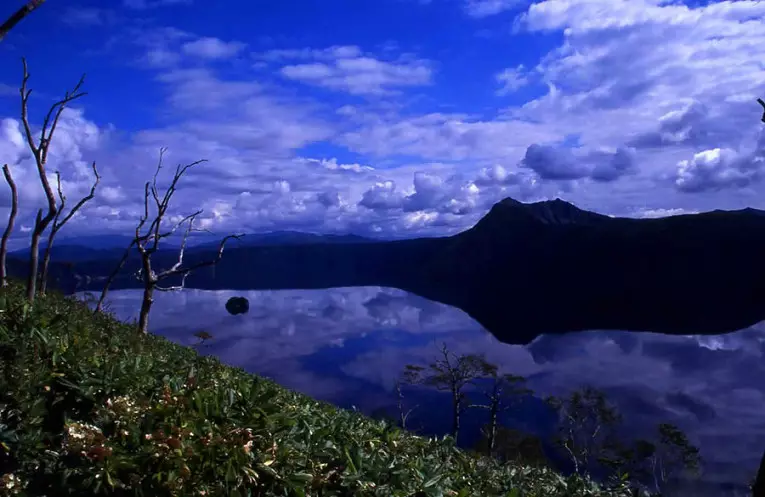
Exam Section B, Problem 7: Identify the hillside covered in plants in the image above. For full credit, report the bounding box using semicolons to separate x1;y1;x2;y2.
0;281;652;497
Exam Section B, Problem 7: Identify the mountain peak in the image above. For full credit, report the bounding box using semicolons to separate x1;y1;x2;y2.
493;197;610;226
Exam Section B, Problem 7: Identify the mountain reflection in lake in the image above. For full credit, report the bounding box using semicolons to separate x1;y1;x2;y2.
81;287;765;495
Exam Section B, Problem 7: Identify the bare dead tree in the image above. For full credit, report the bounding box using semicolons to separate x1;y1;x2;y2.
394;371;420;430
0;1;46;42
94;238;135;315
131;148;241;334
404;343;487;442
0;165;19;287
19;58;86;302
468;359;532;457
38;163;100;294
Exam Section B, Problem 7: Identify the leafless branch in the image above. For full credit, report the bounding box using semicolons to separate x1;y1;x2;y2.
134;150;206;255
163;232;242;278
128;148;236;333
94;238;136;315
19;58;88;302
38;162;100;294
0;164;19;287
0;0;46;42
56;161;100;227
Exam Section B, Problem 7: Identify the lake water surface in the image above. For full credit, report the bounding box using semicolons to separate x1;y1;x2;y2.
84;287;765;495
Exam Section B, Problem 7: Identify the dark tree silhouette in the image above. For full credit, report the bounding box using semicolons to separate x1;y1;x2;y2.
120;148;241;333
0;1;46;42
547;386;623;476
95;239;135;315
404;343;486;442
393;366;423;430
752;449;765;497
469;359;531;457
18;58;86;302
474;425;548;467
0;165;18;287
38;163;100;295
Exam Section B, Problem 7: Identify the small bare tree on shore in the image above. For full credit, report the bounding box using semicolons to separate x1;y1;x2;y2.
0;1;46;42
94;239;135;315
470;361;531;457
19;58;87;302
0;164;19;287
38;164;100;294
404;343;487;442
393;365;423;430
97;148;241;334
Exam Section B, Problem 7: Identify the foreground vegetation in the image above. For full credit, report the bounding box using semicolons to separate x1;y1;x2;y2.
394;345;701;496
0;281;647;497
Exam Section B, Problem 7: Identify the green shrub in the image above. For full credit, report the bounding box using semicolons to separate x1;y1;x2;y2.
0;281;638;496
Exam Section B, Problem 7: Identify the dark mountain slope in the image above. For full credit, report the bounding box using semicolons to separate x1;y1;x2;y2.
10;198;765;345
416;199;765;344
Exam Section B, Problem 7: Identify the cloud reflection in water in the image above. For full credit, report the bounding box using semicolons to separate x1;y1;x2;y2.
85;287;765;492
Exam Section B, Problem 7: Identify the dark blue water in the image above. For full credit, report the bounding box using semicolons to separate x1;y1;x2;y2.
82;287;765;495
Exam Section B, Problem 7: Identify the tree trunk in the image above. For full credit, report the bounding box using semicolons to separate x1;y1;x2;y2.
0;0;46;42
487;407;498;457
0;165;18;287
138;283;154;334
137;254;155;333
95;240;135;314
38;227;55;294
25;211;43;302
451;394;461;442
752;448;765;497
395;380;407;429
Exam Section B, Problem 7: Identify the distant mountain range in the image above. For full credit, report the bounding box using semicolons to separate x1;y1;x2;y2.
8;198;765;345
9;231;376;261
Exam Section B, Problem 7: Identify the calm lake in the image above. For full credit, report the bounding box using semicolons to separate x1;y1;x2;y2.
81;287;765;495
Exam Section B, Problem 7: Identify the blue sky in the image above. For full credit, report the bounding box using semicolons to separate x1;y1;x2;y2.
1;0;765;241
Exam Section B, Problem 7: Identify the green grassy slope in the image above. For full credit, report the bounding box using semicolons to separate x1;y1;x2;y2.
0;281;636;497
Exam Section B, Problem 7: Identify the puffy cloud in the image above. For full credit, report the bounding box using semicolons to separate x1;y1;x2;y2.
510;0;765;184
317;190;342;208
359;181;405;210
340;112;560;161
631;207;697;219
463;0;527;17
277;47;433;96
357;171;482;217
589;147;637;182
257;45;363;63
406;173;480;214
522;143;589;180
495;65;530;95
519;142;637;183
629;101;735;151
62;7;112;27
674;146;764;193
0;110;109;221
474;164;542;198
181;37;246;60
15;0;765;241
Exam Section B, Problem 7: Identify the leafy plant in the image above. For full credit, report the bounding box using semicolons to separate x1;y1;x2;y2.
469;359;532;457
547;386;623;477
0;280;644;496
